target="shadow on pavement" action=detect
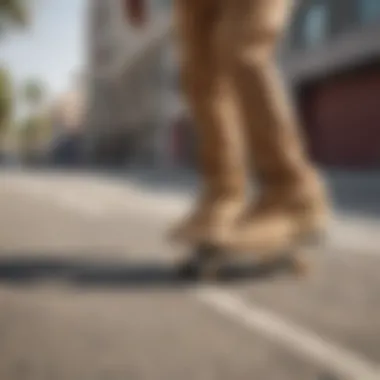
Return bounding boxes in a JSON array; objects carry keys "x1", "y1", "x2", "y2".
[{"x1": 0, "y1": 254, "x2": 291, "y2": 289}]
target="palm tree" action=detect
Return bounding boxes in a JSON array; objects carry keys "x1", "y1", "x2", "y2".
[
  {"x1": 24, "y1": 79, "x2": 45, "y2": 110},
  {"x1": 19, "y1": 79, "x2": 47, "y2": 162},
  {"x1": 0, "y1": 0, "x2": 29, "y2": 35},
  {"x1": 0, "y1": 67, "x2": 13, "y2": 137}
]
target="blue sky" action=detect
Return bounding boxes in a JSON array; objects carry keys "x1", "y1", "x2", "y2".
[{"x1": 0, "y1": 0, "x2": 86, "y2": 97}]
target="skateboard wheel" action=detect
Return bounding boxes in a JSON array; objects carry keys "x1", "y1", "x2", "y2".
[
  {"x1": 199, "y1": 258, "x2": 222, "y2": 281},
  {"x1": 177, "y1": 257, "x2": 200, "y2": 278},
  {"x1": 290, "y1": 255, "x2": 310, "y2": 277},
  {"x1": 180, "y1": 244, "x2": 224, "y2": 281}
]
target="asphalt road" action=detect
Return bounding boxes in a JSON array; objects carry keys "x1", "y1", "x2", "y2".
[{"x1": 1, "y1": 170, "x2": 380, "y2": 380}]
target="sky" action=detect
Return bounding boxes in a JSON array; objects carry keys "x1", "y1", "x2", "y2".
[{"x1": 0, "y1": 0, "x2": 86, "y2": 99}]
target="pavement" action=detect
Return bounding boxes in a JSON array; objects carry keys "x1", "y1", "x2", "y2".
[{"x1": 0, "y1": 168, "x2": 380, "y2": 380}]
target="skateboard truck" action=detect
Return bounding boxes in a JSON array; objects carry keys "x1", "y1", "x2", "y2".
[{"x1": 178, "y1": 243, "x2": 225, "y2": 281}]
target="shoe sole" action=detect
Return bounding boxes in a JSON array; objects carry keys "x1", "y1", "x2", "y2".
[{"x1": 177, "y1": 230, "x2": 327, "y2": 282}]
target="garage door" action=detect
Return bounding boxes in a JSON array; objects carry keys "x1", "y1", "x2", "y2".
[{"x1": 301, "y1": 67, "x2": 380, "y2": 168}]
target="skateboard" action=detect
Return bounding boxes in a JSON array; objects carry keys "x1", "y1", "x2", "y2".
[
  {"x1": 178, "y1": 244, "x2": 227, "y2": 280},
  {"x1": 177, "y1": 233, "x2": 325, "y2": 281}
]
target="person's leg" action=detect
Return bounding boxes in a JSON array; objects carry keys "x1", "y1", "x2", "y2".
[
  {"x1": 221, "y1": 0, "x2": 329, "y2": 252},
  {"x1": 169, "y1": 0, "x2": 247, "y2": 244}
]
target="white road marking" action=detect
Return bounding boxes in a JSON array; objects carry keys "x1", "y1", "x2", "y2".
[
  {"x1": 196, "y1": 287, "x2": 380, "y2": 380},
  {"x1": 3, "y1": 179, "x2": 107, "y2": 217},
  {"x1": 3, "y1": 176, "x2": 186, "y2": 222},
  {"x1": 52, "y1": 192, "x2": 107, "y2": 216}
]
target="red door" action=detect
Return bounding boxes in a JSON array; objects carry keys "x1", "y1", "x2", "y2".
[
  {"x1": 123, "y1": 0, "x2": 147, "y2": 27},
  {"x1": 301, "y1": 67, "x2": 380, "y2": 168}
]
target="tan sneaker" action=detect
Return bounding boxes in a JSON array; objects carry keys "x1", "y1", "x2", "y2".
[
  {"x1": 215, "y1": 177, "x2": 330, "y2": 254},
  {"x1": 168, "y1": 194, "x2": 245, "y2": 245}
]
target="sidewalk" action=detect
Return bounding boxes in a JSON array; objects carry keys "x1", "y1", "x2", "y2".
[
  {"x1": 113, "y1": 167, "x2": 380, "y2": 254},
  {"x1": 4, "y1": 167, "x2": 380, "y2": 254},
  {"x1": 116, "y1": 167, "x2": 380, "y2": 216}
]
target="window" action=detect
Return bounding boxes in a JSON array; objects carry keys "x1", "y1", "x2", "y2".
[
  {"x1": 158, "y1": 0, "x2": 172, "y2": 9},
  {"x1": 95, "y1": 44, "x2": 113, "y2": 66},
  {"x1": 93, "y1": 0, "x2": 109, "y2": 32},
  {"x1": 123, "y1": 0, "x2": 147, "y2": 25},
  {"x1": 360, "y1": 0, "x2": 380, "y2": 23},
  {"x1": 303, "y1": 3, "x2": 329, "y2": 47}
]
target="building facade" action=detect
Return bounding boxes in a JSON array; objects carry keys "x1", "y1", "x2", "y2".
[
  {"x1": 85, "y1": 1, "x2": 380, "y2": 170},
  {"x1": 49, "y1": 81, "x2": 86, "y2": 166},
  {"x1": 84, "y1": 0, "x2": 173, "y2": 166},
  {"x1": 281, "y1": 0, "x2": 380, "y2": 168}
]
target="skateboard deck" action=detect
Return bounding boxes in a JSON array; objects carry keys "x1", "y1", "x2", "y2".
[{"x1": 177, "y1": 243, "x2": 312, "y2": 281}]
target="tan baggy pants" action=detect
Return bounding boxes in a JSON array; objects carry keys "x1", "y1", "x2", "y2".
[{"x1": 171, "y1": 0, "x2": 328, "y2": 252}]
